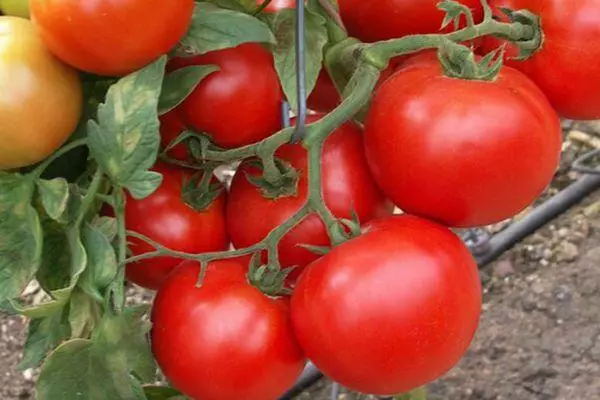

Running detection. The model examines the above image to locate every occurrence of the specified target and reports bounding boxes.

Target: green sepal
[498,7,543,60]
[438,40,504,81]
[181,170,224,212]
[244,158,300,199]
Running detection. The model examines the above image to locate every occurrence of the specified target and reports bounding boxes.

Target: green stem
[252,0,272,15]
[202,129,293,163]
[30,138,88,179]
[110,188,127,314]
[365,18,535,63]
[75,168,104,227]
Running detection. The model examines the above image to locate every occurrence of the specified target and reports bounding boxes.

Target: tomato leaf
[80,223,118,295]
[143,386,186,400]
[92,216,118,242]
[125,170,164,200]
[272,7,328,111]
[87,57,166,198]
[36,178,70,221]
[37,309,155,400]
[179,3,276,55]
[68,291,101,338]
[0,172,43,302]
[18,310,71,371]
[159,65,220,115]
[13,224,87,319]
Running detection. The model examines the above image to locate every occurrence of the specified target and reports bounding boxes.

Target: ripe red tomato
[159,111,189,161]
[170,43,283,149]
[482,0,600,120]
[364,57,562,227]
[292,215,481,395]
[152,260,305,400]
[29,0,194,76]
[338,0,483,42]
[125,162,228,290]
[0,16,82,169]
[227,115,393,281]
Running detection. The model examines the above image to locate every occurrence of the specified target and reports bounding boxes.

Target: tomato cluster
[1,0,595,399]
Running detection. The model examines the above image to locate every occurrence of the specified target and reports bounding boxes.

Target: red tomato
[482,0,600,120]
[256,0,297,12]
[338,0,483,42]
[152,260,305,400]
[125,162,228,290]
[29,0,194,76]
[159,111,189,161]
[292,215,481,395]
[227,115,393,281]
[170,43,283,149]
[364,58,562,227]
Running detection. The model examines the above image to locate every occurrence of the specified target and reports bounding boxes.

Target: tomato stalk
[109,187,128,314]
[29,138,88,179]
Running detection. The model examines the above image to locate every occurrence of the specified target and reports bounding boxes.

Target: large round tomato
[227,115,392,280]
[481,0,600,120]
[364,57,562,227]
[170,43,283,149]
[152,260,305,400]
[125,162,228,290]
[292,215,482,395]
[338,0,483,42]
[0,17,82,170]
[29,0,194,76]
[159,111,189,161]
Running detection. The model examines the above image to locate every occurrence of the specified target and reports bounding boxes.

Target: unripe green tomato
[0,0,30,18]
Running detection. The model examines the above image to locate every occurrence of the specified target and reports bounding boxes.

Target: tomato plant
[125,162,228,290]
[152,260,306,400]
[364,55,562,227]
[292,215,482,395]
[170,43,283,149]
[159,111,190,161]
[338,0,484,42]
[482,0,600,120]
[226,115,392,280]
[0,16,82,169]
[29,0,194,76]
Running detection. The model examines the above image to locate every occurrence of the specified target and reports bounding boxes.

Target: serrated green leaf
[179,3,276,55]
[79,223,118,301]
[37,310,155,400]
[159,65,220,115]
[125,170,163,200]
[68,291,101,338]
[144,386,186,400]
[36,178,70,221]
[0,172,43,302]
[18,311,71,371]
[92,216,118,242]
[14,225,87,319]
[87,57,166,188]
[272,7,328,111]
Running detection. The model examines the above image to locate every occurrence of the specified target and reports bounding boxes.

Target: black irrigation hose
[279,173,600,400]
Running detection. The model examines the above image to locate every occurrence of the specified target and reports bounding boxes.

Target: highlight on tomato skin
[291,214,482,395]
[151,259,306,400]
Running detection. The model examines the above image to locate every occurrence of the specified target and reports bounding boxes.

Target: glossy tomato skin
[159,111,189,161]
[482,0,600,120]
[364,58,562,227]
[29,0,194,76]
[227,115,393,280]
[125,163,228,290]
[292,215,482,395]
[0,17,82,170]
[171,43,283,149]
[152,260,306,400]
[338,0,483,42]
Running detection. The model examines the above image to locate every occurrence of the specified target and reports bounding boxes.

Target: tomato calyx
[244,158,300,199]
[181,168,224,211]
[438,40,504,81]
[247,253,294,296]
[495,7,543,60]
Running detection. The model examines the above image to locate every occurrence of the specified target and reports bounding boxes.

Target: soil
[0,124,599,400]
